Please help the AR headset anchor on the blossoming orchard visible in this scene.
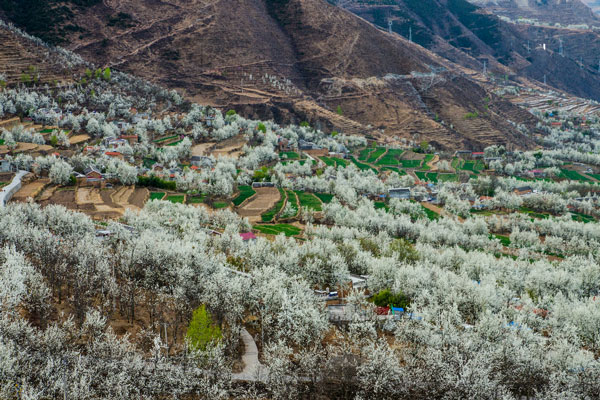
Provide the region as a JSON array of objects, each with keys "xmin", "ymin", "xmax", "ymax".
[{"xmin": 1, "ymin": 14, "xmax": 600, "ymax": 400}]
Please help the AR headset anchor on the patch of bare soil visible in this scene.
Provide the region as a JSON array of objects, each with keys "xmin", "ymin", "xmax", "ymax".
[
  {"xmin": 401, "ymin": 151, "xmax": 425, "ymax": 161},
  {"xmin": 69, "ymin": 134, "xmax": 91, "ymax": 145},
  {"xmin": 237, "ymin": 187, "xmax": 280, "ymax": 223},
  {"xmin": 12, "ymin": 179, "xmax": 49, "ymax": 202},
  {"xmin": 192, "ymin": 142, "xmax": 216, "ymax": 156},
  {"xmin": 128, "ymin": 187, "xmax": 149, "ymax": 209},
  {"xmin": 40, "ymin": 188, "xmax": 78, "ymax": 210},
  {"xmin": 211, "ymin": 136, "xmax": 247, "ymax": 159}
]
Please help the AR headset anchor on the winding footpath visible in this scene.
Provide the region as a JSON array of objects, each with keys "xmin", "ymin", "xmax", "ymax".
[{"xmin": 232, "ymin": 328, "xmax": 266, "ymax": 382}]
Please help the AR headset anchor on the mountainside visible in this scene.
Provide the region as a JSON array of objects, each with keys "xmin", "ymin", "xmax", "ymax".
[
  {"xmin": 0, "ymin": 0, "xmax": 544, "ymax": 149},
  {"xmin": 468, "ymin": 0, "xmax": 600, "ymax": 26},
  {"xmin": 343, "ymin": 0, "xmax": 600, "ymax": 102},
  {"xmin": 582, "ymin": 0, "xmax": 600, "ymax": 14}
]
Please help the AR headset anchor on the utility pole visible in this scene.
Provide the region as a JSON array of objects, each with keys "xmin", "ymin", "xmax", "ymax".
[
  {"xmin": 559, "ymin": 38, "xmax": 564, "ymax": 57},
  {"xmin": 163, "ymin": 322, "xmax": 169, "ymax": 358},
  {"xmin": 388, "ymin": 20, "xmax": 392, "ymax": 34},
  {"xmin": 409, "ymin": 26, "xmax": 412, "ymax": 43},
  {"xmin": 527, "ymin": 40, "xmax": 531, "ymax": 53},
  {"xmin": 62, "ymin": 358, "xmax": 67, "ymax": 400},
  {"xmin": 483, "ymin": 60, "xmax": 487, "ymax": 76},
  {"xmin": 598, "ymin": 59, "xmax": 600, "ymax": 73},
  {"xmin": 543, "ymin": 74, "xmax": 547, "ymax": 85}
]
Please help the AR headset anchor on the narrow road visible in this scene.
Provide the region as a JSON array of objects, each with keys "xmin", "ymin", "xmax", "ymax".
[
  {"xmin": 0, "ymin": 170, "xmax": 28, "ymax": 207},
  {"xmin": 232, "ymin": 328, "xmax": 265, "ymax": 382}
]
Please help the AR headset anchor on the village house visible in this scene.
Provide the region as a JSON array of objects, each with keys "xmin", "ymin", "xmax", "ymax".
[
  {"xmin": 0, "ymin": 159, "xmax": 13, "ymax": 173},
  {"xmin": 104, "ymin": 151, "xmax": 124, "ymax": 160},
  {"xmin": 239, "ymin": 232, "xmax": 257, "ymax": 243},
  {"xmin": 114, "ymin": 121, "xmax": 132, "ymax": 133},
  {"xmin": 191, "ymin": 155, "xmax": 214, "ymax": 168},
  {"xmin": 298, "ymin": 139, "xmax": 320, "ymax": 151},
  {"xmin": 530, "ymin": 169, "xmax": 546, "ymax": 178},
  {"xmin": 514, "ymin": 185, "xmax": 533, "ymax": 196},
  {"xmin": 277, "ymin": 137, "xmax": 292, "ymax": 152},
  {"xmin": 454, "ymin": 150, "xmax": 472, "ymax": 158},
  {"xmin": 471, "ymin": 152, "xmax": 485, "ymax": 159},
  {"xmin": 104, "ymin": 138, "xmax": 127, "ymax": 149},
  {"xmin": 84, "ymin": 167, "xmax": 105, "ymax": 188},
  {"xmin": 120, "ymin": 134, "xmax": 139, "ymax": 145},
  {"xmin": 388, "ymin": 187, "xmax": 411, "ymax": 200}
]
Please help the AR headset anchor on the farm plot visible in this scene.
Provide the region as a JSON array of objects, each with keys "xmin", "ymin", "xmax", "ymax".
[
  {"xmin": 69, "ymin": 134, "xmax": 90, "ymax": 145},
  {"xmin": 349, "ymin": 156, "xmax": 378, "ymax": 172},
  {"xmin": 319, "ymin": 156, "xmax": 348, "ymax": 168},
  {"xmin": 366, "ymin": 147, "xmax": 386, "ymax": 163},
  {"xmin": 254, "ymin": 224, "xmax": 302, "ymax": 237},
  {"xmin": 192, "ymin": 142, "xmax": 215, "ymax": 156},
  {"xmin": 294, "ymin": 191, "xmax": 322, "ymax": 211},
  {"xmin": 375, "ymin": 149, "xmax": 404, "ymax": 166},
  {"xmin": 315, "ymin": 193, "xmax": 334, "ymax": 204},
  {"xmin": 233, "ymin": 185, "xmax": 256, "ymax": 206},
  {"xmin": 237, "ymin": 187, "xmax": 282, "ymax": 223},
  {"xmin": 560, "ymin": 169, "xmax": 592, "ymax": 182},
  {"xmin": 279, "ymin": 151, "xmax": 300, "ymax": 160},
  {"xmin": 11, "ymin": 178, "xmax": 49, "ymax": 202},
  {"xmin": 149, "ymin": 192, "xmax": 166, "ymax": 201},
  {"xmin": 358, "ymin": 147, "xmax": 375, "ymax": 161}
]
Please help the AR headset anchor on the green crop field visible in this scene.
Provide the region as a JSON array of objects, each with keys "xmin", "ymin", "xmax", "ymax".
[
  {"xmin": 376, "ymin": 149, "xmax": 404, "ymax": 165},
  {"xmin": 153, "ymin": 135, "xmax": 178, "ymax": 143},
  {"xmin": 315, "ymin": 193, "xmax": 334, "ymax": 203},
  {"xmin": 560, "ymin": 169, "xmax": 592, "ymax": 182},
  {"xmin": 400, "ymin": 159, "xmax": 422, "ymax": 168},
  {"xmin": 358, "ymin": 147, "xmax": 376, "ymax": 161},
  {"xmin": 492, "ymin": 234, "xmax": 511, "ymax": 247},
  {"xmin": 232, "ymin": 185, "xmax": 256, "ymax": 206},
  {"xmin": 212, "ymin": 201, "xmax": 229, "ymax": 209},
  {"xmin": 461, "ymin": 160, "xmax": 485, "ymax": 173},
  {"xmin": 149, "ymin": 192, "xmax": 166, "ymax": 201},
  {"xmin": 295, "ymin": 191, "xmax": 322, "ymax": 211},
  {"xmin": 349, "ymin": 156, "xmax": 378, "ymax": 172},
  {"xmin": 280, "ymin": 151, "xmax": 300, "ymax": 160},
  {"xmin": 254, "ymin": 224, "xmax": 302, "ymax": 237},
  {"xmin": 380, "ymin": 166, "xmax": 406, "ymax": 175},
  {"xmin": 166, "ymin": 195, "xmax": 185, "ymax": 203},
  {"xmin": 366, "ymin": 147, "xmax": 386, "ymax": 163},
  {"xmin": 438, "ymin": 173, "xmax": 459, "ymax": 182},
  {"xmin": 186, "ymin": 195, "xmax": 206, "ymax": 204},
  {"xmin": 319, "ymin": 156, "xmax": 337, "ymax": 167}
]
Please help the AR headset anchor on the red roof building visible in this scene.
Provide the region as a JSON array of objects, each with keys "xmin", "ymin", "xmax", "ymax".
[{"xmin": 240, "ymin": 232, "xmax": 257, "ymax": 241}]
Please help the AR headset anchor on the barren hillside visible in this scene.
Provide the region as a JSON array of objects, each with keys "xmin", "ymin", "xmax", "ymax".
[{"xmin": 1, "ymin": 0, "xmax": 539, "ymax": 149}]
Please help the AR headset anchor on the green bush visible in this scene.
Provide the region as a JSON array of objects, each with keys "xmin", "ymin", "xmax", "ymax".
[
  {"xmin": 137, "ymin": 175, "xmax": 177, "ymax": 191},
  {"xmin": 186, "ymin": 305, "xmax": 221, "ymax": 351},
  {"xmin": 372, "ymin": 289, "xmax": 410, "ymax": 309}
]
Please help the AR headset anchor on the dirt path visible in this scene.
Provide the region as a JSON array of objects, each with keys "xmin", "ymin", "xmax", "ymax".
[
  {"xmin": 232, "ymin": 328, "xmax": 265, "ymax": 382},
  {"xmin": 427, "ymin": 155, "xmax": 440, "ymax": 172},
  {"xmin": 421, "ymin": 201, "xmax": 463, "ymax": 222},
  {"xmin": 238, "ymin": 187, "xmax": 280, "ymax": 223}
]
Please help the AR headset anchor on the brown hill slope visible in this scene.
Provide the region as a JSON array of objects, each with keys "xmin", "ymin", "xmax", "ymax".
[
  {"xmin": 0, "ymin": 24, "xmax": 79, "ymax": 85},
  {"xmin": 3, "ymin": 0, "xmax": 537, "ymax": 149}
]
